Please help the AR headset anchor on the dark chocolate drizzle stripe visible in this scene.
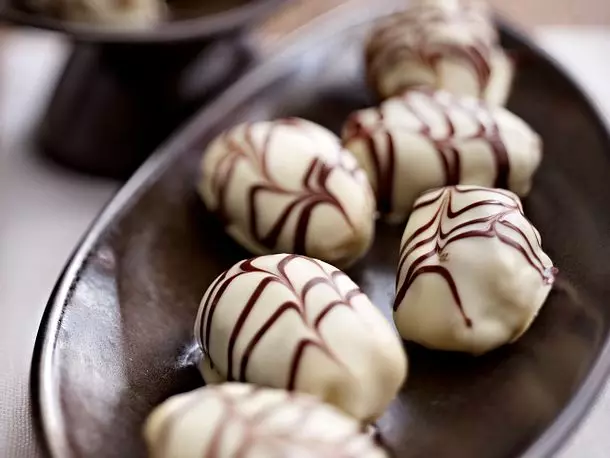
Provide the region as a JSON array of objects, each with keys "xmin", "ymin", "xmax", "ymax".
[
  {"xmin": 197, "ymin": 255, "xmax": 363, "ymax": 390},
  {"xmin": 366, "ymin": 4, "xmax": 496, "ymax": 97},
  {"xmin": 343, "ymin": 90, "xmax": 511, "ymax": 214},
  {"xmin": 411, "ymin": 187, "xmax": 445, "ymax": 211},
  {"xmin": 394, "ymin": 187, "xmax": 556, "ymax": 327},
  {"xmin": 210, "ymin": 119, "xmax": 357, "ymax": 254},
  {"xmin": 154, "ymin": 387, "xmax": 254, "ymax": 457},
  {"xmin": 155, "ymin": 386, "xmax": 378, "ymax": 458},
  {"xmin": 343, "ymin": 110, "xmax": 396, "ymax": 214}
]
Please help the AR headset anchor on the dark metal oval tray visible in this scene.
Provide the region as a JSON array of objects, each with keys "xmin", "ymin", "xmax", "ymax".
[{"xmin": 32, "ymin": 7, "xmax": 610, "ymax": 458}]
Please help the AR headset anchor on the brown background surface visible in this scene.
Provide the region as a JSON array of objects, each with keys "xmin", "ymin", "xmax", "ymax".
[
  {"xmin": 489, "ymin": 0, "xmax": 610, "ymax": 26},
  {"xmin": 1, "ymin": 0, "xmax": 609, "ymax": 37},
  {"xmin": 263, "ymin": 0, "xmax": 610, "ymax": 37}
]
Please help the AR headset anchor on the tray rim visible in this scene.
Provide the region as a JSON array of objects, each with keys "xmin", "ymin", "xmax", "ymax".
[{"xmin": 30, "ymin": 8, "xmax": 610, "ymax": 458}]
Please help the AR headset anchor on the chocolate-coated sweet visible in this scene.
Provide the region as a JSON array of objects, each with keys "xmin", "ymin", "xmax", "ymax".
[
  {"xmin": 366, "ymin": 0, "xmax": 513, "ymax": 104},
  {"xmin": 144, "ymin": 383, "xmax": 388, "ymax": 458},
  {"xmin": 199, "ymin": 119, "xmax": 376, "ymax": 269},
  {"xmin": 394, "ymin": 185, "xmax": 556, "ymax": 355},
  {"xmin": 342, "ymin": 89, "xmax": 542, "ymax": 223},
  {"xmin": 194, "ymin": 254, "xmax": 408, "ymax": 422}
]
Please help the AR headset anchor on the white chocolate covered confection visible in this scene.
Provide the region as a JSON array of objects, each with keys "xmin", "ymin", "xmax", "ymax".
[
  {"xmin": 394, "ymin": 186, "xmax": 556, "ymax": 355},
  {"xmin": 342, "ymin": 89, "xmax": 542, "ymax": 223},
  {"xmin": 365, "ymin": 0, "xmax": 513, "ymax": 104},
  {"xmin": 28, "ymin": 0, "xmax": 164, "ymax": 27},
  {"xmin": 194, "ymin": 254, "xmax": 407, "ymax": 422},
  {"xmin": 144, "ymin": 384, "xmax": 388, "ymax": 458},
  {"xmin": 199, "ymin": 119, "xmax": 376, "ymax": 269}
]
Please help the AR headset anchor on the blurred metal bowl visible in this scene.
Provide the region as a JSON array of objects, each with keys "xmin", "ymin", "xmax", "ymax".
[{"xmin": 0, "ymin": 0, "xmax": 287, "ymax": 43}]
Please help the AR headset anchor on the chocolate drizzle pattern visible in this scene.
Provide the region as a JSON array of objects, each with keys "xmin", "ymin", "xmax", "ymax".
[
  {"xmin": 343, "ymin": 90, "xmax": 511, "ymax": 215},
  {"xmin": 152, "ymin": 385, "xmax": 382, "ymax": 458},
  {"xmin": 366, "ymin": 3, "xmax": 497, "ymax": 98},
  {"xmin": 394, "ymin": 186, "xmax": 556, "ymax": 327},
  {"xmin": 207, "ymin": 119, "xmax": 365, "ymax": 254},
  {"xmin": 195, "ymin": 255, "xmax": 362, "ymax": 390}
]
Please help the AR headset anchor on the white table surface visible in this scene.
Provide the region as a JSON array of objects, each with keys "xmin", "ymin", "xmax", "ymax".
[{"xmin": 1, "ymin": 26, "xmax": 610, "ymax": 458}]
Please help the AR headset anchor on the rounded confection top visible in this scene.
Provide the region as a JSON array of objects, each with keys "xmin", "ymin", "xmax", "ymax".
[{"xmin": 144, "ymin": 383, "xmax": 388, "ymax": 458}]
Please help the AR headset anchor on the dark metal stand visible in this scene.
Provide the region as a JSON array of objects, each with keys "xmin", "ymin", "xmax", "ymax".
[{"xmin": 38, "ymin": 36, "xmax": 254, "ymax": 179}]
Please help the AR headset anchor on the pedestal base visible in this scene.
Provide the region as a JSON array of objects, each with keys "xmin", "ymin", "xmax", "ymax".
[{"xmin": 38, "ymin": 36, "xmax": 254, "ymax": 179}]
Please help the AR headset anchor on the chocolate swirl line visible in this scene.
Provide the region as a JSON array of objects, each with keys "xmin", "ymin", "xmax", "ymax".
[
  {"xmin": 210, "ymin": 120, "xmax": 358, "ymax": 254},
  {"xmin": 343, "ymin": 90, "xmax": 510, "ymax": 213},
  {"xmin": 155, "ymin": 386, "xmax": 376, "ymax": 458},
  {"xmin": 366, "ymin": 4, "xmax": 496, "ymax": 97},
  {"xmin": 343, "ymin": 109, "xmax": 395, "ymax": 214},
  {"xmin": 394, "ymin": 187, "xmax": 556, "ymax": 327},
  {"xmin": 197, "ymin": 255, "xmax": 363, "ymax": 390}
]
